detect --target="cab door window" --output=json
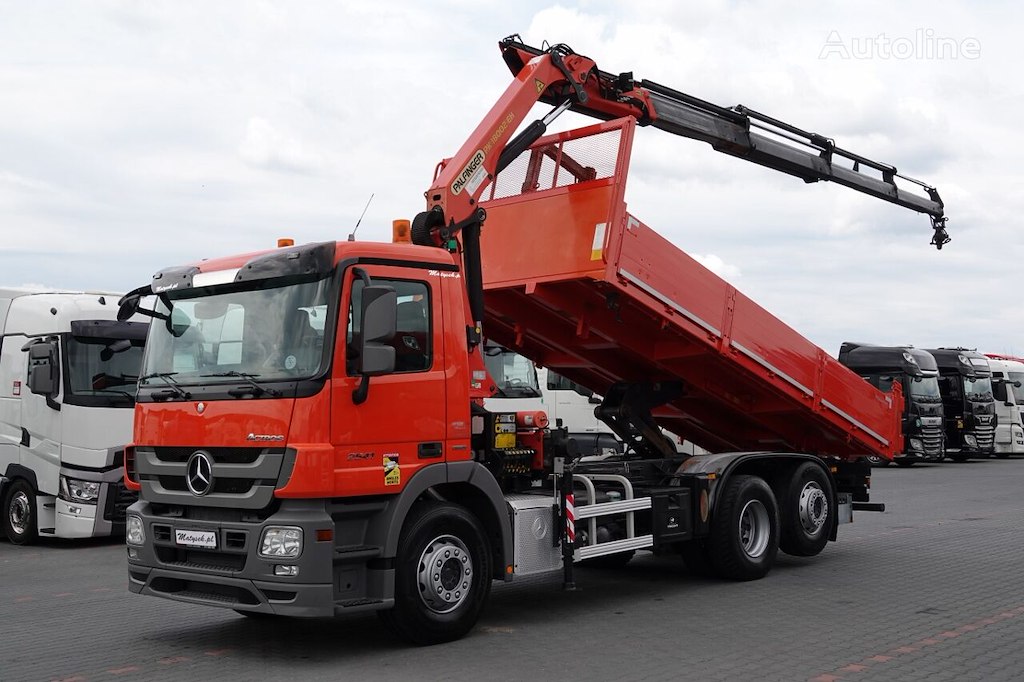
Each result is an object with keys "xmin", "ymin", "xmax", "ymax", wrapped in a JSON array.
[{"xmin": 348, "ymin": 278, "xmax": 431, "ymax": 374}]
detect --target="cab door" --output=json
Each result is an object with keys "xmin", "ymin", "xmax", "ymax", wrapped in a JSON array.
[
  {"xmin": 19, "ymin": 337, "xmax": 63, "ymax": 496},
  {"xmin": 330, "ymin": 264, "xmax": 447, "ymax": 496}
]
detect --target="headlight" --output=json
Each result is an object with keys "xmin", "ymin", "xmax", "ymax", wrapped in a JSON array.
[
  {"xmin": 909, "ymin": 438, "xmax": 924, "ymax": 451},
  {"xmin": 259, "ymin": 526, "xmax": 303, "ymax": 558},
  {"xmin": 964, "ymin": 434, "xmax": 978, "ymax": 448},
  {"xmin": 59, "ymin": 476, "xmax": 101, "ymax": 503},
  {"xmin": 126, "ymin": 515, "xmax": 145, "ymax": 545}
]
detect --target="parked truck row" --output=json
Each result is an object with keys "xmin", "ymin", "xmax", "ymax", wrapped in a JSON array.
[{"xmin": 838, "ymin": 344, "xmax": 1023, "ymax": 465}]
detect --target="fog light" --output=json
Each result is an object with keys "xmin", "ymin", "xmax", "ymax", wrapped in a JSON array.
[
  {"xmin": 127, "ymin": 548, "xmax": 139, "ymax": 560},
  {"xmin": 964, "ymin": 434, "xmax": 978, "ymax": 448},
  {"xmin": 259, "ymin": 526, "xmax": 303, "ymax": 558},
  {"xmin": 274, "ymin": 565, "xmax": 299, "ymax": 577},
  {"xmin": 126, "ymin": 515, "xmax": 145, "ymax": 545},
  {"xmin": 68, "ymin": 505, "xmax": 82, "ymax": 515}
]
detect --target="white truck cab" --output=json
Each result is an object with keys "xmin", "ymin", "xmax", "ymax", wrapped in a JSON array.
[
  {"xmin": 986, "ymin": 356, "xmax": 1024, "ymax": 456},
  {"xmin": 0, "ymin": 289, "xmax": 147, "ymax": 543}
]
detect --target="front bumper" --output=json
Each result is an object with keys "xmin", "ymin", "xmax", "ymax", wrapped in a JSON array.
[
  {"xmin": 125, "ymin": 498, "xmax": 391, "ymax": 617},
  {"xmin": 55, "ymin": 468, "xmax": 136, "ymax": 538}
]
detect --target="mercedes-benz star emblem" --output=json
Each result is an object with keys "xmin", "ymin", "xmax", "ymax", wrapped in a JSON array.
[{"xmin": 185, "ymin": 451, "xmax": 214, "ymax": 496}]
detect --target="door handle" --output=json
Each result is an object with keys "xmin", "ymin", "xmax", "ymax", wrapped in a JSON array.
[{"xmin": 418, "ymin": 442, "xmax": 443, "ymax": 459}]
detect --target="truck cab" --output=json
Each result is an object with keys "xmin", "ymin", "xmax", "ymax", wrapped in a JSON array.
[
  {"xmin": 0, "ymin": 289, "xmax": 146, "ymax": 543},
  {"xmin": 924, "ymin": 348, "xmax": 997, "ymax": 461},
  {"xmin": 838, "ymin": 343, "xmax": 945, "ymax": 466},
  {"xmin": 985, "ymin": 357, "xmax": 1024, "ymax": 457}
]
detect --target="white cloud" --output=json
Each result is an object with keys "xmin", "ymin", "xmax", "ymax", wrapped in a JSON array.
[
  {"xmin": 0, "ymin": 0, "xmax": 1020, "ymax": 354},
  {"xmin": 692, "ymin": 254, "xmax": 742, "ymax": 280},
  {"xmin": 238, "ymin": 117, "xmax": 323, "ymax": 174}
]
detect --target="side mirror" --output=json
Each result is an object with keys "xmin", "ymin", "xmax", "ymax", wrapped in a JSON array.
[
  {"xmin": 24, "ymin": 339, "xmax": 61, "ymax": 409},
  {"xmin": 353, "ymin": 284, "xmax": 397, "ymax": 404},
  {"xmin": 117, "ymin": 294, "xmax": 141, "ymax": 322},
  {"xmin": 167, "ymin": 307, "xmax": 193, "ymax": 338},
  {"xmin": 100, "ymin": 338, "xmax": 133, "ymax": 362}
]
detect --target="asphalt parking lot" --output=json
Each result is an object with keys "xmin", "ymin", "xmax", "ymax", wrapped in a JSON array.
[{"xmin": 3, "ymin": 458, "xmax": 1024, "ymax": 682}]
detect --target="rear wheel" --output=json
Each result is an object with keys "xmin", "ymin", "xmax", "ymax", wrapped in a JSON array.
[
  {"xmin": 779, "ymin": 463, "xmax": 832, "ymax": 557},
  {"xmin": 378, "ymin": 502, "xmax": 491, "ymax": 645},
  {"xmin": 3, "ymin": 479, "xmax": 38, "ymax": 545},
  {"xmin": 707, "ymin": 475, "xmax": 779, "ymax": 580}
]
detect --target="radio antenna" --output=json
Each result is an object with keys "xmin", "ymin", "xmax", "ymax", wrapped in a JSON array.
[{"xmin": 347, "ymin": 193, "xmax": 374, "ymax": 242}]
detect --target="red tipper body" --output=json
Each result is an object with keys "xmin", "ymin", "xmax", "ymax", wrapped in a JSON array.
[{"xmin": 478, "ymin": 117, "xmax": 903, "ymax": 460}]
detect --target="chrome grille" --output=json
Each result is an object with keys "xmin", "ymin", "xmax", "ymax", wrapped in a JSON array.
[
  {"xmin": 975, "ymin": 424, "xmax": 995, "ymax": 451},
  {"xmin": 921, "ymin": 425, "xmax": 944, "ymax": 457},
  {"xmin": 135, "ymin": 446, "xmax": 294, "ymax": 510}
]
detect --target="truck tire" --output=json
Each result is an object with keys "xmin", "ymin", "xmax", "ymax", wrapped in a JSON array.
[
  {"xmin": 779, "ymin": 462, "xmax": 831, "ymax": 557},
  {"xmin": 3, "ymin": 479, "xmax": 39, "ymax": 545},
  {"xmin": 378, "ymin": 502, "xmax": 491, "ymax": 645},
  {"xmin": 707, "ymin": 475, "xmax": 778, "ymax": 580}
]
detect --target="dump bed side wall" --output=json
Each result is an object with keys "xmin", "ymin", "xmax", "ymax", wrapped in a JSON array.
[{"xmin": 479, "ymin": 117, "xmax": 901, "ymax": 459}]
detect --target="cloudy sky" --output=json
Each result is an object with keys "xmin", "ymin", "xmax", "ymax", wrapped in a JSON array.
[{"xmin": 1, "ymin": 1, "xmax": 1021, "ymax": 357}]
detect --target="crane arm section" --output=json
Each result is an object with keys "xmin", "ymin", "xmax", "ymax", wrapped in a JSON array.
[{"xmin": 498, "ymin": 37, "xmax": 949, "ymax": 249}]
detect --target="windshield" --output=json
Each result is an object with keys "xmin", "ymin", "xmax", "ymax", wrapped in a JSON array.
[
  {"xmin": 64, "ymin": 335, "xmax": 146, "ymax": 407},
  {"xmin": 483, "ymin": 346, "xmax": 541, "ymax": 398},
  {"xmin": 142, "ymin": 278, "xmax": 331, "ymax": 386},
  {"xmin": 1008, "ymin": 372, "xmax": 1024, "ymax": 403},
  {"xmin": 908, "ymin": 376, "xmax": 941, "ymax": 401},
  {"xmin": 963, "ymin": 376, "xmax": 993, "ymax": 401}
]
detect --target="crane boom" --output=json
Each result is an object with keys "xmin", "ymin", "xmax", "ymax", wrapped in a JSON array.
[
  {"xmin": 498, "ymin": 37, "xmax": 949, "ymax": 248},
  {"xmin": 412, "ymin": 35, "xmax": 950, "ymax": 356}
]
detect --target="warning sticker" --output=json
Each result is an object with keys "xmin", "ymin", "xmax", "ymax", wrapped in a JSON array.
[
  {"xmin": 535, "ymin": 78, "xmax": 545, "ymax": 94},
  {"xmin": 384, "ymin": 454, "xmax": 401, "ymax": 486}
]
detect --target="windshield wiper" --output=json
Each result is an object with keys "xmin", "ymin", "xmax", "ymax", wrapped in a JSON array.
[
  {"xmin": 200, "ymin": 371, "xmax": 282, "ymax": 398},
  {"xmin": 139, "ymin": 372, "xmax": 191, "ymax": 400},
  {"xmin": 501, "ymin": 385, "xmax": 541, "ymax": 398}
]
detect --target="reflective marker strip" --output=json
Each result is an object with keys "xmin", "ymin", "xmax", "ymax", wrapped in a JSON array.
[
  {"xmin": 591, "ymin": 223, "xmax": 606, "ymax": 261},
  {"xmin": 731, "ymin": 341, "xmax": 814, "ymax": 397},
  {"xmin": 565, "ymin": 493, "xmax": 576, "ymax": 543},
  {"xmin": 821, "ymin": 399, "xmax": 890, "ymax": 446},
  {"xmin": 618, "ymin": 269, "xmax": 722, "ymax": 337}
]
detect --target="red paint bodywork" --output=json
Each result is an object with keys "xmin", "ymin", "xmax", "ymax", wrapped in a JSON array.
[
  {"xmin": 130, "ymin": 242, "xmax": 475, "ymax": 498},
  {"xmin": 478, "ymin": 118, "xmax": 903, "ymax": 460}
]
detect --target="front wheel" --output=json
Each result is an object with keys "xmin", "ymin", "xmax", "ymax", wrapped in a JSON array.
[
  {"xmin": 707, "ymin": 475, "xmax": 779, "ymax": 580},
  {"xmin": 779, "ymin": 463, "xmax": 832, "ymax": 557},
  {"xmin": 3, "ymin": 479, "xmax": 39, "ymax": 545},
  {"xmin": 378, "ymin": 502, "xmax": 492, "ymax": 645}
]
